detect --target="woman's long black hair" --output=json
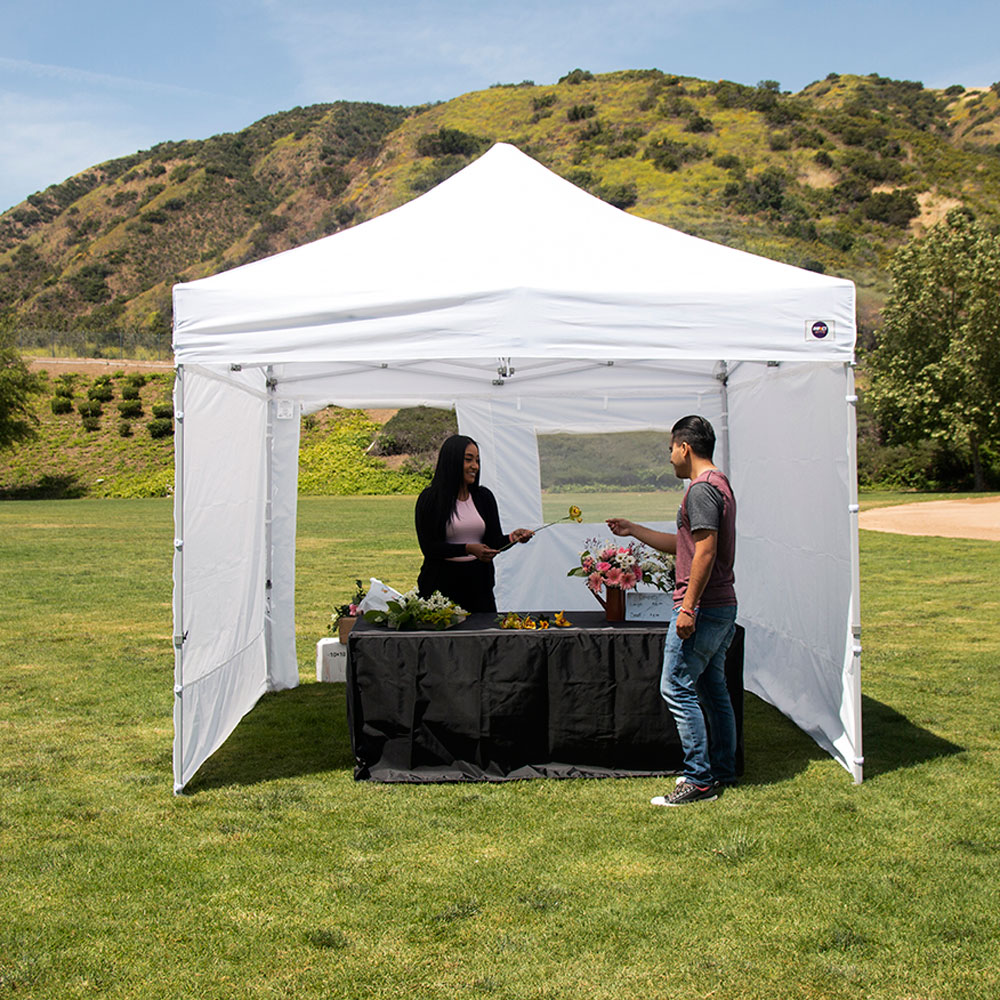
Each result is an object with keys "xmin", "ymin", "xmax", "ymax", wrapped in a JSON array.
[{"xmin": 423, "ymin": 434, "xmax": 480, "ymax": 533}]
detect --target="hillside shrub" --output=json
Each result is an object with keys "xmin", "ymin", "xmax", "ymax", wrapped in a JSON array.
[
  {"xmin": 54, "ymin": 384, "xmax": 74, "ymax": 399},
  {"xmin": 374, "ymin": 406, "xmax": 457, "ymax": 456},
  {"xmin": 768, "ymin": 133, "xmax": 791, "ymax": 151},
  {"xmin": 68, "ymin": 262, "xmax": 112, "ymax": 303},
  {"xmin": 714, "ymin": 153, "xmax": 741, "ymax": 171},
  {"xmin": 415, "ymin": 128, "xmax": 488, "ymax": 158},
  {"xmin": 862, "ymin": 190, "xmax": 920, "ymax": 227},
  {"xmin": 299, "ymin": 409, "xmax": 430, "ymax": 495},
  {"xmin": 595, "ymin": 182, "xmax": 638, "ymax": 209},
  {"xmin": 126, "ymin": 374, "xmax": 147, "ymax": 389},
  {"xmin": 100, "ymin": 466, "xmax": 174, "ymax": 498},
  {"xmin": 559, "ymin": 69, "xmax": 594, "ymax": 85},
  {"xmin": 567, "ymin": 104, "xmax": 597, "ymax": 122},
  {"xmin": 532, "ymin": 94, "xmax": 557, "ymax": 111},
  {"xmin": 50, "ymin": 396, "xmax": 73, "ymax": 414},
  {"xmin": 118, "ymin": 420, "xmax": 133, "ymax": 437},
  {"xmin": 152, "ymin": 402, "xmax": 174, "ymax": 419},
  {"xmin": 88, "ymin": 384, "xmax": 114, "ymax": 402},
  {"xmin": 684, "ymin": 114, "xmax": 714, "ymax": 133},
  {"xmin": 121, "ymin": 384, "xmax": 140, "ymax": 400},
  {"xmin": 644, "ymin": 138, "xmax": 707, "ymax": 172},
  {"xmin": 148, "ymin": 418, "xmax": 174, "ymax": 439},
  {"xmin": 77, "ymin": 400, "xmax": 102, "ymax": 418},
  {"xmin": 117, "ymin": 399, "xmax": 143, "ymax": 418},
  {"xmin": 814, "ymin": 150, "xmax": 834, "ymax": 168},
  {"xmin": 81, "ymin": 416, "xmax": 101, "ymax": 432}
]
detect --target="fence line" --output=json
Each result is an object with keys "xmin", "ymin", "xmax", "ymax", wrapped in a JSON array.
[{"xmin": 15, "ymin": 328, "xmax": 173, "ymax": 362}]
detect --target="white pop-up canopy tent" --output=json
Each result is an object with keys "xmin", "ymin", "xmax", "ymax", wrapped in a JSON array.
[{"xmin": 171, "ymin": 143, "xmax": 862, "ymax": 792}]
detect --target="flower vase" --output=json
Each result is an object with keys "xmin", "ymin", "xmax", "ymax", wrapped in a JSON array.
[
  {"xmin": 594, "ymin": 585, "xmax": 626, "ymax": 622},
  {"xmin": 338, "ymin": 616, "xmax": 357, "ymax": 645}
]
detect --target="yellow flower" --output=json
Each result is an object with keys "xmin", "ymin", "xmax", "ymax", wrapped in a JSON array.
[{"xmin": 568, "ymin": 505, "xmax": 583, "ymax": 522}]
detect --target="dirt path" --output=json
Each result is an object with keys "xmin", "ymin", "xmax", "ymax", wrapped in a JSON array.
[
  {"xmin": 27, "ymin": 356, "xmax": 174, "ymax": 376},
  {"xmin": 859, "ymin": 497, "xmax": 1000, "ymax": 541}
]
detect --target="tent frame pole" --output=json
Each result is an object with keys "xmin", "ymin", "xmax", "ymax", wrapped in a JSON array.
[
  {"xmin": 263, "ymin": 366, "xmax": 275, "ymax": 687},
  {"xmin": 846, "ymin": 361, "xmax": 864, "ymax": 782},
  {"xmin": 172, "ymin": 363, "xmax": 186, "ymax": 794},
  {"xmin": 716, "ymin": 360, "xmax": 731, "ymax": 478}
]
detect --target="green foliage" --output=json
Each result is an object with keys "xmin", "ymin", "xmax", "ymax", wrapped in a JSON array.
[
  {"xmin": 88, "ymin": 383, "xmax": 114, "ymax": 402},
  {"xmin": 118, "ymin": 419, "xmax": 133, "ymax": 437},
  {"xmin": 595, "ymin": 181, "xmax": 638, "ymax": 209},
  {"xmin": 299, "ymin": 409, "xmax": 429, "ymax": 495},
  {"xmin": 374, "ymin": 406, "xmax": 457, "ymax": 456},
  {"xmin": 50, "ymin": 395, "xmax": 73, "ymax": 414},
  {"xmin": 76, "ymin": 399, "xmax": 103, "ymax": 418},
  {"xmin": 151, "ymin": 402, "xmax": 174, "ymax": 419},
  {"xmin": 68, "ymin": 262, "xmax": 113, "ymax": 303},
  {"xmin": 867, "ymin": 210, "xmax": 1000, "ymax": 489},
  {"xmin": 121, "ymin": 383, "xmax": 140, "ymax": 400},
  {"xmin": 567, "ymin": 104, "xmax": 597, "ymax": 122},
  {"xmin": 537, "ymin": 431, "xmax": 679, "ymax": 491},
  {"xmin": 0, "ymin": 343, "xmax": 44, "ymax": 449},
  {"xmin": 862, "ymin": 190, "xmax": 920, "ymax": 227},
  {"xmin": 684, "ymin": 114, "xmax": 714, "ymax": 133},
  {"xmin": 724, "ymin": 166, "xmax": 789, "ymax": 214},
  {"xmin": 415, "ymin": 127, "xmax": 488, "ymax": 158},
  {"xmin": 117, "ymin": 399, "xmax": 143, "ymax": 418},
  {"xmin": 363, "ymin": 590, "xmax": 468, "ymax": 630},
  {"xmin": 644, "ymin": 137, "xmax": 708, "ymax": 172},
  {"xmin": 147, "ymin": 417, "xmax": 173, "ymax": 438},
  {"xmin": 559, "ymin": 68, "xmax": 595, "ymax": 85},
  {"xmin": 81, "ymin": 415, "xmax": 101, "ymax": 432}
]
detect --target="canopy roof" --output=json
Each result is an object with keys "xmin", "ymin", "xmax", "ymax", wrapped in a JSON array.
[{"xmin": 173, "ymin": 143, "xmax": 855, "ymax": 367}]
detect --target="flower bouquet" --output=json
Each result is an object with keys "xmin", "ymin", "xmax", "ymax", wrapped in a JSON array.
[
  {"xmin": 567, "ymin": 539, "xmax": 675, "ymax": 620},
  {"xmin": 328, "ymin": 578, "xmax": 367, "ymax": 644},
  {"xmin": 363, "ymin": 588, "xmax": 468, "ymax": 631}
]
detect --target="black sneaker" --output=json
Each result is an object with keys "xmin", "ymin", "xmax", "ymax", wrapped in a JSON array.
[{"xmin": 650, "ymin": 780, "xmax": 718, "ymax": 806}]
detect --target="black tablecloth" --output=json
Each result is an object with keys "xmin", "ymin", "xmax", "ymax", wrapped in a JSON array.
[{"xmin": 346, "ymin": 612, "xmax": 744, "ymax": 783}]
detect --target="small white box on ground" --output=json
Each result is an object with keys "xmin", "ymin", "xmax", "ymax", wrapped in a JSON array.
[{"xmin": 316, "ymin": 637, "xmax": 347, "ymax": 683}]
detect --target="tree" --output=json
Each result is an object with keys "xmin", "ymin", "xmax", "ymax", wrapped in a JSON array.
[
  {"xmin": 867, "ymin": 210, "xmax": 1000, "ymax": 490},
  {"xmin": 0, "ymin": 335, "xmax": 44, "ymax": 451}
]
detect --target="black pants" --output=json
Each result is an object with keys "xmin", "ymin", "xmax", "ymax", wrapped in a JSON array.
[{"xmin": 417, "ymin": 559, "xmax": 497, "ymax": 614}]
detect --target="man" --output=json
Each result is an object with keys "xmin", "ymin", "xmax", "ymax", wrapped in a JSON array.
[{"xmin": 607, "ymin": 415, "xmax": 737, "ymax": 806}]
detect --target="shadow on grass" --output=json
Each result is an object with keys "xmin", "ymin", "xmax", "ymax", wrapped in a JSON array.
[
  {"xmin": 186, "ymin": 683, "xmax": 964, "ymax": 794},
  {"xmin": 0, "ymin": 473, "xmax": 86, "ymax": 500},
  {"xmin": 740, "ymin": 691, "xmax": 964, "ymax": 785},
  {"xmin": 185, "ymin": 682, "xmax": 354, "ymax": 793},
  {"xmin": 860, "ymin": 694, "xmax": 964, "ymax": 779}
]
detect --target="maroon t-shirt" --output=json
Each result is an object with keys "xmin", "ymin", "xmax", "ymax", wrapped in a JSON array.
[{"xmin": 673, "ymin": 468, "xmax": 737, "ymax": 608}]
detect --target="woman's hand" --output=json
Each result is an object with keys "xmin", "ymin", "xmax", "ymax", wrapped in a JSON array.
[
  {"xmin": 466, "ymin": 543, "xmax": 499, "ymax": 562},
  {"xmin": 509, "ymin": 528, "xmax": 534, "ymax": 544},
  {"xmin": 606, "ymin": 517, "xmax": 635, "ymax": 537}
]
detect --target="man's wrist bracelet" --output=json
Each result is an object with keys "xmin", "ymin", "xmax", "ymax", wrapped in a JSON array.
[{"xmin": 680, "ymin": 607, "xmax": 696, "ymax": 616}]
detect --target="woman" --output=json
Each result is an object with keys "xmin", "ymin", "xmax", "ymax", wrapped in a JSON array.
[{"xmin": 415, "ymin": 434, "xmax": 532, "ymax": 613}]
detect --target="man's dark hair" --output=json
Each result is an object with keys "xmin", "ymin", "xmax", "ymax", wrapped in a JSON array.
[{"xmin": 671, "ymin": 415, "xmax": 715, "ymax": 459}]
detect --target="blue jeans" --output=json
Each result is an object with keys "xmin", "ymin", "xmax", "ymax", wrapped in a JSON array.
[{"xmin": 661, "ymin": 605, "xmax": 738, "ymax": 786}]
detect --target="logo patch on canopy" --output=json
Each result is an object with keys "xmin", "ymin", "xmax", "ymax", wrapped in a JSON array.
[{"xmin": 805, "ymin": 320, "xmax": 834, "ymax": 342}]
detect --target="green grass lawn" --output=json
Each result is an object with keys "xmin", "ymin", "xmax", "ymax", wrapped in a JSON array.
[{"xmin": 1, "ymin": 495, "xmax": 999, "ymax": 999}]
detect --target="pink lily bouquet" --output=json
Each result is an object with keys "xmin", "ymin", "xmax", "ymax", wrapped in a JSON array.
[{"xmin": 567, "ymin": 538, "xmax": 674, "ymax": 594}]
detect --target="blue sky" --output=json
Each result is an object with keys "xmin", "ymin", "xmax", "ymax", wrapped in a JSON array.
[{"xmin": 2, "ymin": 0, "xmax": 998, "ymax": 212}]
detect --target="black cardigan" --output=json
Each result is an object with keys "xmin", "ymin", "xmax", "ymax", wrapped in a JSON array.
[{"xmin": 414, "ymin": 485, "xmax": 510, "ymax": 561}]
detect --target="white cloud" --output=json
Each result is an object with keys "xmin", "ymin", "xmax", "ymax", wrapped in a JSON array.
[{"xmin": 0, "ymin": 56, "xmax": 216, "ymax": 100}]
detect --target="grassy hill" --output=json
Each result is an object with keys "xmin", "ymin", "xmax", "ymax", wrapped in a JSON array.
[{"xmin": 3, "ymin": 70, "xmax": 1000, "ymax": 355}]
